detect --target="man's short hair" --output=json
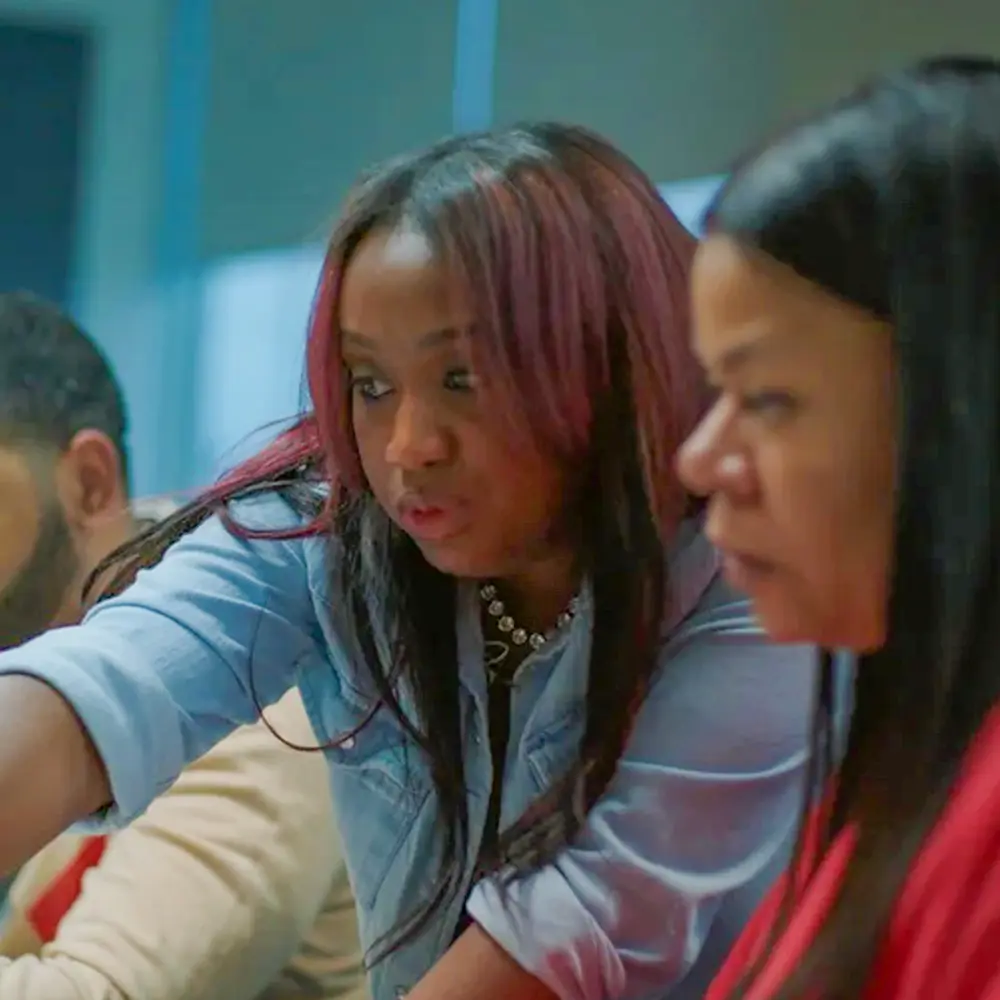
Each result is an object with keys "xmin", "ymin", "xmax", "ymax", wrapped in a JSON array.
[{"xmin": 0, "ymin": 292, "xmax": 128, "ymax": 474}]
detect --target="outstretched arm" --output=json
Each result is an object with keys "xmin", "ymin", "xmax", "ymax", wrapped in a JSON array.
[
  {"xmin": 0, "ymin": 493, "xmax": 324, "ymax": 875},
  {"xmin": 0, "ymin": 675, "xmax": 109, "ymax": 875}
]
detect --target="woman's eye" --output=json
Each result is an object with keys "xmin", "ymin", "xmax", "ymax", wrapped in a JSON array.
[
  {"xmin": 443, "ymin": 368, "xmax": 479, "ymax": 392},
  {"xmin": 740, "ymin": 390, "xmax": 797, "ymax": 417},
  {"xmin": 350, "ymin": 375, "xmax": 393, "ymax": 401}
]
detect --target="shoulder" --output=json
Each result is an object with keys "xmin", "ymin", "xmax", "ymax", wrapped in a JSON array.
[
  {"xmin": 659, "ymin": 521, "xmax": 820, "ymax": 718},
  {"xmin": 125, "ymin": 491, "xmax": 330, "ymax": 611},
  {"xmin": 661, "ymin": 525, "xmax": 817, "ymax": 693},
  {"xmin": 647, "ymin": 563, "xmax": 820, "ymax": 774}
]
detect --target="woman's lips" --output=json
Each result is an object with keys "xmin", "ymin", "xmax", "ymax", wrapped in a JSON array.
[{"xmin": 395, "ymin": 501, "xmax": 468, "ymax": 543}]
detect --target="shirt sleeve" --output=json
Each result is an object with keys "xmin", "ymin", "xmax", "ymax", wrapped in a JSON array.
[
  {"xmin": 0, "ymin": 691, "xmax": 363, "ymax": 1000},
  {"xmin": 467, "ymin": 587, "xmax": 821, "ymax": 1000},
  {"xmin": 0, "ymin": 493, "xmax": 325, "ymax": 827}
]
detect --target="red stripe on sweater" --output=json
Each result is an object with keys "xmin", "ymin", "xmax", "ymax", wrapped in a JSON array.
[{"xmin": 26, "ymin": 836, "xmax": 109, "ymax": 943}]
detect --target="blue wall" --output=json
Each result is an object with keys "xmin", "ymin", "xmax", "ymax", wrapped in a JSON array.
[{"xmin": 0, "ymin": 22, "xmax": 91, "ymax": 307}]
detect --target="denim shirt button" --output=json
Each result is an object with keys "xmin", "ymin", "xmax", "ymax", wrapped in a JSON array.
[{"xmin": 340, "ymin": 735, "xmax": 356, "ymax": 750}]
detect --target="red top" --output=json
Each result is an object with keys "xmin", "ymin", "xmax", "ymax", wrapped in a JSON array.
[{"xmin": 706, "ymin": 707, "xmax": 1000, "ymax": 1000}]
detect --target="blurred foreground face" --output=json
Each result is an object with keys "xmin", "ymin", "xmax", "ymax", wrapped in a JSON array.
[{"xmin": 677, "ymin": 235, "xmax": 896, "ymax": 652}]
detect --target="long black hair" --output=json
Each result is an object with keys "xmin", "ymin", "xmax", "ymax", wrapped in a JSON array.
[
  {"xmin": 705, "ymin": 56, "xmax": 1000, "ymax": 999},
  {"xmin": 90, "ymin": 123, "xmax": 709, "ymax": 960}
]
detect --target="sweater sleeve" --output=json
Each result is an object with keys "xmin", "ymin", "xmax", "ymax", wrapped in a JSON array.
[{"xmin": 0, "ymin": 691, "xmax": 364, "ymax": 1000}]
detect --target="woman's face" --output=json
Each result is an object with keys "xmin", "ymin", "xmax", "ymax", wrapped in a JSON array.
[
  {"xmin": 338, "ymin": 227, "xmax": 572, "ymax": 593},
  {"xmin": 677, "ymin": 235, "xmax": 896, "ymax": 651}
]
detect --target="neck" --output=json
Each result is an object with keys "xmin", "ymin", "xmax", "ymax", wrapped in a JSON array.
[
  {"xmin": 77, "ymin": 508, "xmax": 141, "ymax": 608},
  {"xmin": 494, "ymin": 547, "xmax": 580, "ymax": 635},
  {"xmin": 85, "ymin": 510, "xmax": 140, "ymax": 577}
]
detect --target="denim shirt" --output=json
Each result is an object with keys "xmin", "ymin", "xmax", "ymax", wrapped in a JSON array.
[{"xmin": 0, "ymin": 494, "xmax": 818, "ymax": 1000}]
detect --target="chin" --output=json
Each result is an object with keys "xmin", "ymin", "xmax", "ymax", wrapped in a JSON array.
[
  {"xmin": 754, "ymin": 599, "xmax": 882, "ymax": 653},
  {"xmin": 750, "ymin": 598, "xmax": 826, "ymax": 647},
  {"xmin": 412, "ymin": 539, "xmax": 496, "ymax": 580}
]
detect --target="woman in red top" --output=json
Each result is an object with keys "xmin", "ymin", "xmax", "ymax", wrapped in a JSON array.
[{"xmin": 677, "ymin": 56, "xmax": 1000, "ymax": 1000}]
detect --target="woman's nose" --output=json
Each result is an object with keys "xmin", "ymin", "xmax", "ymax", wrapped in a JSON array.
[
  {"xmin": 676, "ymin": 399, "xmax": 755, "ymax": 501},
  {"xmin": 676, "ymin": 402, "xmax": 728, "ymax": 498},
  {"xmin": 384, "ymin": 394, "xmax": 451, "ymax": 470}
]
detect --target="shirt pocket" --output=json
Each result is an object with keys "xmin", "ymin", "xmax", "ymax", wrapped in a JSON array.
[
  {"xmin": 523, "ymin": 704, "xmax": 586, "ymax": 796},
  {"xmin": 299, "ymin": 662, "xmax": 432, "ymax": 911}
]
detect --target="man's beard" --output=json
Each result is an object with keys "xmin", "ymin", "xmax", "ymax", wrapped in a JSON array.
[{"xmin": 0, "ymin": 498, "xmax": 79, "ymax": 650}]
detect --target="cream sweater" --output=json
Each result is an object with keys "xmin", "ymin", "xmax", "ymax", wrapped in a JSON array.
[
  {"xmin": 0, "ymin": 496, "xmax": 367, "ymax": 1000},
  {"xmin": 0, "ymin": 689, "xmax": 367, "ymax": 999}
]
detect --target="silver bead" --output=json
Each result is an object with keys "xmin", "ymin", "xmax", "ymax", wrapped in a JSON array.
[
  {"xmin": 529, "ymin": 633, "xmax": 546, "ymax": 650},
  {"xmin": 481, "ymin": 583, "xmax": 497, "ymax": 600},
  {"xmin": 556, "ymin": 612, "xmax": 571, "ymax": 628},
  {"xmin": 488, "ymin": 599, "xmax": 504, "ymax": 617},
  {"xmin": 511, "ymin": 628, "xmax": 528, "ymax": 645},
  {"xmin": 498, "ymin": 616, "xmax": 514, "ymax": 632}
]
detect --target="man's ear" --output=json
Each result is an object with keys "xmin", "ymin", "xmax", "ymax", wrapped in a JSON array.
[{"xmin": 57, "ymin": 430, "xmax": 127, "ymax": 528}]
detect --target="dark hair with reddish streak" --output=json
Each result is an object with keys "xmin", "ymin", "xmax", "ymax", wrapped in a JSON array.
[{"xmin": 93, "ymin": 122, "xmax": 708, "ymax": 959}]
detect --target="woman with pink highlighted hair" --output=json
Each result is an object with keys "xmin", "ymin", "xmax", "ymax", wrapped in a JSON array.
[{"xmin": 0, "ymin": 124, "xmax": 820, "ymax": 1000}]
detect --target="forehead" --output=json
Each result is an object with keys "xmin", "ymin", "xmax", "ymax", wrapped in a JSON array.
[
  {"xmin": 339, "ymin": 228, "xmax": 469, "ymax": 346},
  {"xmin": 0, "ymin": 444, "xmax": 44, "ymax": 590},
  {"xmin": 691, "ymin": 235, "xmax": 889, "ymax": 376}
]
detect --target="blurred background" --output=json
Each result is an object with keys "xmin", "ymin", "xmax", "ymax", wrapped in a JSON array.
[{"xmin": 2, "ymin": 0, "xmax": 997, "ymax": 496}]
